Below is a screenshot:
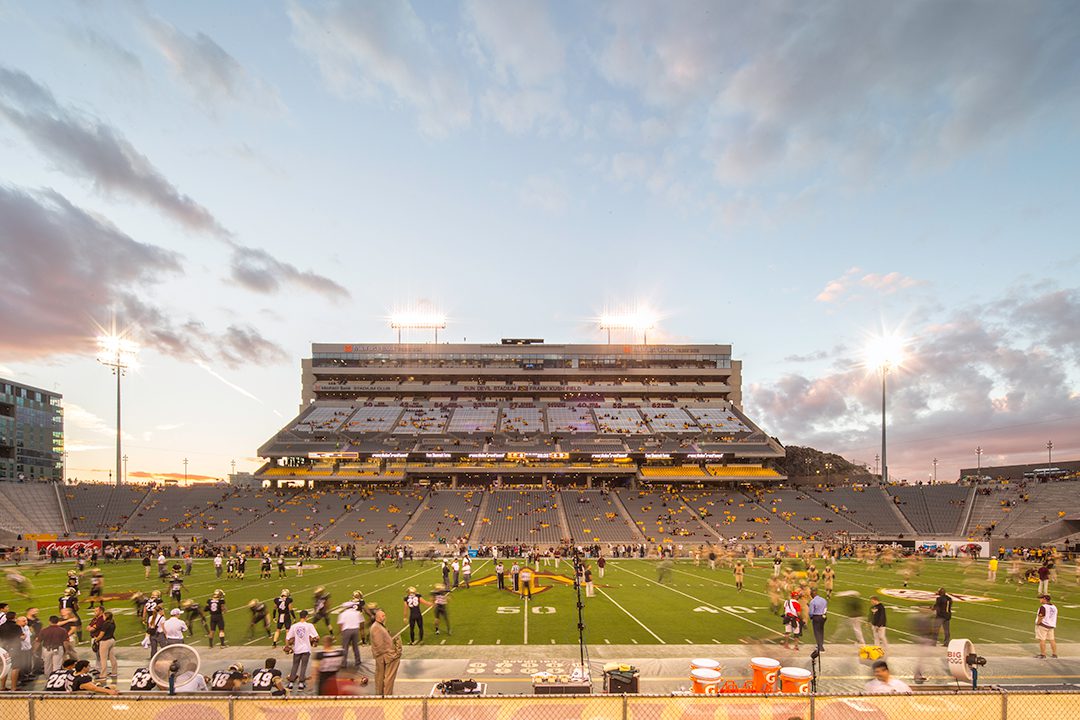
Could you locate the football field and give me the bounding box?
[8,556,1078,649]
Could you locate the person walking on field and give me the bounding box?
[1035,594,1058,659]
[869,596,888,652]
[808,589,828,653]
[371,609,401,696]
[933,589,952,646]
[1038,564,1051,595]
[987,557,998,582]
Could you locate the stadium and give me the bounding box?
[1,337,1078,720]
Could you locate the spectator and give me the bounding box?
[163,609,187,646]
[933,589,953,646]
[869,596,889,652]
[285,610,318,691]
[95,611,118,680]
[808,589,828,653]
[1035,594,1058,659]
[71,659,118,695]
[0,611,22,690]
[35,616,70,677]
[370,609,401,696]
[1037,564,1051,595]
[864,661,912,694]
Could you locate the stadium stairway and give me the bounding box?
[800,490,875,533]
[0,484,34,535]
[116,484,159,534]
[879,485,917,535]
[675,494,725,541]
[53,481,71,535]
[957,484,978,535]
[215,488,303,543]
[387,490,432,545]
[607,490,648,542]
[319,490,404,544]
[555,496,573,542]
[468,490,492,543]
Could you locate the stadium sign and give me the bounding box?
[372,452,409,459]
[468,453,506,459]
[688,453,734,460]
[878,588,997,603]
[37,539,102,554]
[591,453,629,460]
[308,451,359,459]
[425,452,452,459]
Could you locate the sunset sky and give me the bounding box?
[2,1,1078,483]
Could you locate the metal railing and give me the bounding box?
[2,690,1078,720]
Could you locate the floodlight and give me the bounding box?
[598,307,659,344]
[388,308,446,343]
[96,333,139,487]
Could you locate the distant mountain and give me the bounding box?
[774,445,871,479]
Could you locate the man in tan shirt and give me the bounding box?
[370,608,401,695]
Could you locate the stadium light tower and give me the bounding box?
[1047,440,1053,466]
[389,310,446,344]
[599,308,658,344]
[96,334,138,487]
[865,333,906,485]
[976,446,983,483]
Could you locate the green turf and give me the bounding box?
[5,557,1078,648]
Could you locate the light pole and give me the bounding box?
[230,459,236,478]
[96,335,138,487]
[874,453,880,478]
[183,457,189,482]
[123,454,128,484]
[976,446,983,483]
[1047,440,1053,466]
[880,363,890,485]
[932,457,938,484]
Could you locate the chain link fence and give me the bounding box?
[0,691,1077,720]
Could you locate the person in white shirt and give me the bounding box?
[1036,594,1058,659]
[864,661,912,694]
[173,672,209,692]
[214,554,223,578]
[285,610,319,690]
[163,608,188,645]
[337,602,363,669]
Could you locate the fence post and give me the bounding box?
[229,696,235,720]
[809,693,815,720]
[28,696,35,720]
[622,693,628,720]
[1000,688,1007,720]
[422,697,428,720]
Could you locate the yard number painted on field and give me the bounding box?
[531,606,556,614]
[496,606,556,614]
[693,606,719,613]
[722,606,756,614]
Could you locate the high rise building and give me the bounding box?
[0,378,64,481]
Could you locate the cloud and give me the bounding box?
[229,245,349,302]
[139,14,283,113]
[0,184,287,368]
[815,267,922,303]
[465,0,570,134]
[594,2,1080,192]
[0,65,229,236]
[66,27,144,76]
[0,66,346,301]
[748,283,1080,482]
[519,174,569,215]
[288,0,471,137]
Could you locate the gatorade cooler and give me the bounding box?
[750,657,781,693]
[691,658,721,672]
[690,668,722,695]
[779,667,812,694]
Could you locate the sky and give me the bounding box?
[1,0,1079,484]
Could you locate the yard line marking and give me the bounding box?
[496,639,501,645]
[468,639,474,645]
[523,596,529,645]
[441,639,446,645]
[604,639,610,644]
[550,639,555,644]
[712,639,721,644]
[685,638,694,644]
[631,639,638,644]
[594,586,666,644]
[616,564,784,638]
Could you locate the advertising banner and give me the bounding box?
[37,539,102,555]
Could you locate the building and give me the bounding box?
[257,340,784,485]
[0,378,64,481]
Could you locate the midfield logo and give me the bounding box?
[470,567,577,596]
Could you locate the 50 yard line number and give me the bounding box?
[497,606,556,614]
